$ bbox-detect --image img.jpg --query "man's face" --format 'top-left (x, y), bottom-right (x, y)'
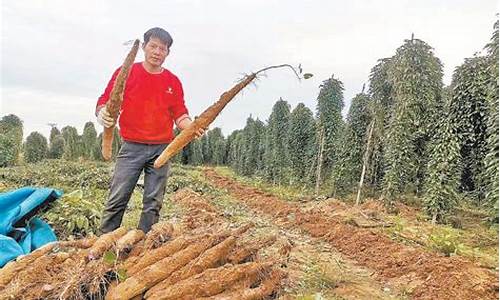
top-left (143, 37), bottom-right (169, 68)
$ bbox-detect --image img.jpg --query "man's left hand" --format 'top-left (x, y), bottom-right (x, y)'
top-left (194, 127), bottom-right (206, 139)
top-left (176, 114), bottom-right (208, 138)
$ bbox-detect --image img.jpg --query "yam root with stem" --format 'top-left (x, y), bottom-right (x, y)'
top-left (144, 260), bottom-right (275, 300)
top-left (105, 236), bottom-right (221, 300)
top-left (145, 235), bottom-right (237, 296)
top-left (154, 64), bottom-right (303, 168)
top-left (101, 39), bottom-right (140, 160)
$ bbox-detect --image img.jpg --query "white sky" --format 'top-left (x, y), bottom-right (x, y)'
top-left (1, 0), bottom-right (498, 140)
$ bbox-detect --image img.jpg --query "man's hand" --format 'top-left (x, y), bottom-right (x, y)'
top-left (194, 127), bottom-right (206, 139)
top-left (176, 115), bottom-right (207, 138)
top-left (97, 106), bottom-right (115, 128)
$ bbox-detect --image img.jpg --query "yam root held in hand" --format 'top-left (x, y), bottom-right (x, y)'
top-left (154, 64), bottom-right (305, 168)
top-left (101, 39), bottom-right (140, 160)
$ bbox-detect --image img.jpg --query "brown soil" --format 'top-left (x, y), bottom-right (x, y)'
top-left (204, 168), bottom-right (499, 300)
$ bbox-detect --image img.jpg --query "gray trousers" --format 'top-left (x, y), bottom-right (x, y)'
top-left (100, 141), bottom-right (170, 234)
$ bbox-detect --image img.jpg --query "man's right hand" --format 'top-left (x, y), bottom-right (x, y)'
top-left (97, 106), bottom-right (115, 128)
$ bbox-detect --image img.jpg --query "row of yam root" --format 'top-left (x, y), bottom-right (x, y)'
top-left (0, 221), bottom-right (287, 300)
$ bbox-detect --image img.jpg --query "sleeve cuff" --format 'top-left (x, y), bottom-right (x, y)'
top-left (175, 114), bottom-right (191, 125)
top-left (95, 104), bottom-right (105, 117)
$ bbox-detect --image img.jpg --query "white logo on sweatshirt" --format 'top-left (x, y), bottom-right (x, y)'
top-left (166, 87), bottom-right (173, 94)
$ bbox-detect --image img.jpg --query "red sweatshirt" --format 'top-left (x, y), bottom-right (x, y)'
top-left (96, 62), bottom-right (189, 144)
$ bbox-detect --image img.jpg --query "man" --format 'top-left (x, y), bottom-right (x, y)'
top-left (96, 27), bottom-right (204, 233)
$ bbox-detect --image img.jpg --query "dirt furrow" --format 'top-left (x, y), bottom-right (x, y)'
top-left (204, 168), bottom-right (499, 300)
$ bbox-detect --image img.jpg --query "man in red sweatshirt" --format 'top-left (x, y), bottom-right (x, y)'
top-left (96, 27), bottom-right (204, 233)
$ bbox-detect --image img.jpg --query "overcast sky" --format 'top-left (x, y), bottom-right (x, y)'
top-left (1, 0), bottom-right (498, 140)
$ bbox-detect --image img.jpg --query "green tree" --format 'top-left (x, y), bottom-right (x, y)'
top-left (382, 38), bottom-right (443, 206)
top-left (226, 130), bottom-right (243, 171)
top-left (24, 132), bottom-right (48, 163)
top-left (201, 134), bottom-right (210, 164)
top-left (49, 127), bottom-right (61, 144)
top-left (94, 133), bottom-right (104, 161)
top-left (0, 135), bottom-right (17, 167)
top-left (449, 56), bottom-right (491, 201)
top-left (61, 126), bottom-right (80, 160)
top-left (186, 139), bottom-right (204, 165)
top-left (483, 20), bottom-right (499, 219)
top-left (423, 88), bottom-right (461, 223)
top-left (315, 75), bottom-right (344, 187)
top-left (206, 128), bottom-right (226, 165)
top-left (0, 114), bottom-right (23, 166)
top-left (331, 91), bottom-right (371, 195)
top-left (239, 116), bottom-right (266, 176)
top-left (264, 98), bottom-right (291, 184)
top-left (48, 135), bottom-right (65, 159)
top-left (82, 122), bottom-right (97, 159)
top-left (288, 103), bottom-right (316, 184)
top-left (368, 58), bottom-right (394, 188)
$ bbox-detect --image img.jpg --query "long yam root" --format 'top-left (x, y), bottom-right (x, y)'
top-left (88, 227), bottom-right (128, 260)
top-left (145, 235), bottom-right (237, 296)
top-left (198, 269), bottom-right (285, 300)
top-left (144, 260), bottom-right (275, 300)
top-left (116, 229), bottom-right (145, 255)
top-left (126, 234), bottom-right (201, 275)
top-left (106, 236), bottom-right (220, 300)
top-left (102, 39), bottom-right (140, 160)
top-left (154, 64), bottom-right (301, 168)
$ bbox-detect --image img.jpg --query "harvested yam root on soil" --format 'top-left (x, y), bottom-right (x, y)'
top-left (143, 222), bottom-right (174, 250)
top-left (127, 240), bottom-right (145, 258)
top-left (1, 251), bottom-right (72, 299)
top-left (198, 269), bottom-right (286, 300)
top-left (0, 191), bottom-right (287, 300)
top-left (125, 233), bottom-right (205, 275)
top-left (88, 227), bottom-right (128, 260)
top-left (106, 236), bottom-right (221, 300)
top-left (145, 260), bottom-right (275, 300)
top-left (59, 235), bottom-right (98, 249)
top-left (0, 242), bottom-right (57, 288)
top-left (116, 229), bottom-right (145, 255)
top-left (227, 235), bottom-right (277, 264)
top-left (146, 235), bottom-right (237, 295)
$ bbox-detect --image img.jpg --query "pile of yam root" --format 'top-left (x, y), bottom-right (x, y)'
top-left (0, 189), bottom-right (287, 300)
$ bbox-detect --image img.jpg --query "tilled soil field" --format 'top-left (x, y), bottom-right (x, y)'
top-left (203, 168), bottom-right (499, 300)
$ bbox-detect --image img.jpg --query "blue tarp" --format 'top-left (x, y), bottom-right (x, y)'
top-left (0, 187), bottom-right (62, 267)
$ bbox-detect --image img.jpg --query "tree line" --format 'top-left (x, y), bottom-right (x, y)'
top-left (1, 21), bottom-right (497, 223)
top-left (0, 118), bottom-right (121, 165)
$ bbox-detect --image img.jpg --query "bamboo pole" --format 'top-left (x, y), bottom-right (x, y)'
top-left (314, 128), bottom-right (325, 196)
top-left (356, 120), bottom-right (375, 206)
